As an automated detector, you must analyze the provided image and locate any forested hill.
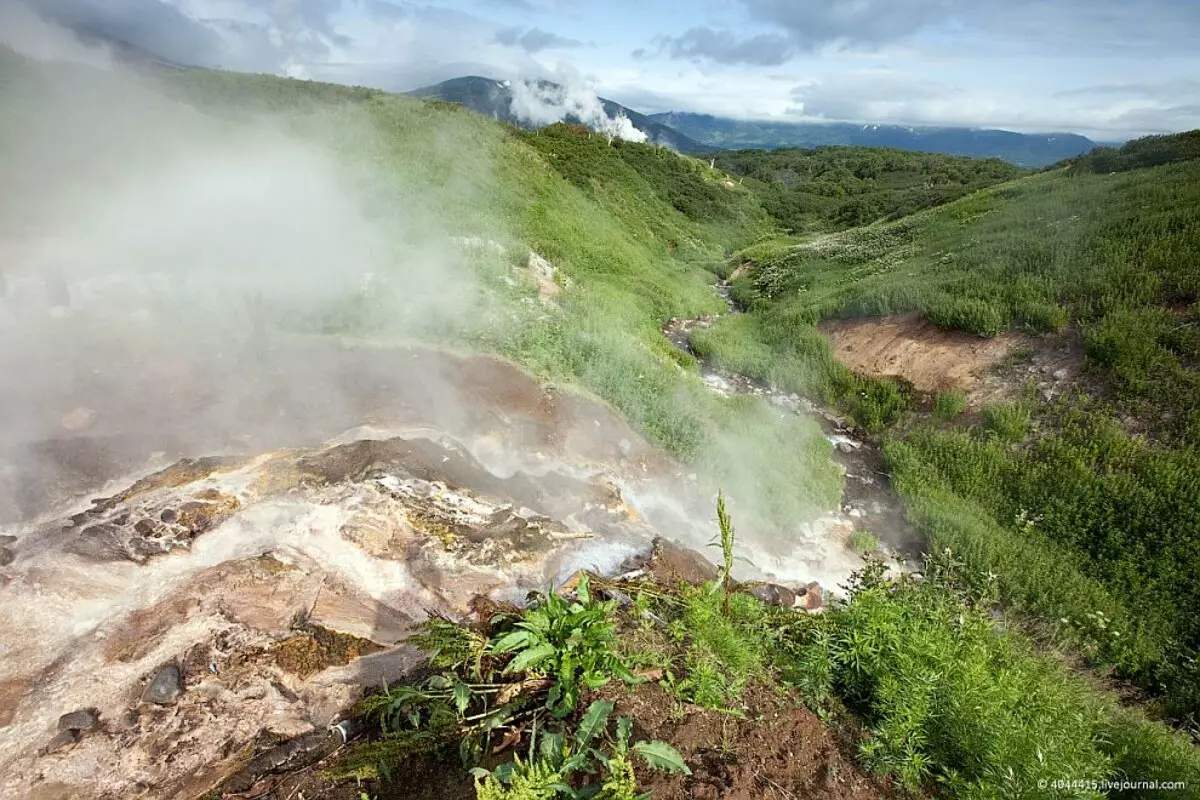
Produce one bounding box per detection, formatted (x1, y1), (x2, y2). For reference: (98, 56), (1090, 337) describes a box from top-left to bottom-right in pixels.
(714, 146), (1023, 232)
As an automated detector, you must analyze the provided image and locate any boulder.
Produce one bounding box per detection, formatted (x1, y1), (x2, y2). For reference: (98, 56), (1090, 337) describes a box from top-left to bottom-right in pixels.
(647, 537), (718, 586)
(42, 729), (80, 755)
(799, 582), (825, 612)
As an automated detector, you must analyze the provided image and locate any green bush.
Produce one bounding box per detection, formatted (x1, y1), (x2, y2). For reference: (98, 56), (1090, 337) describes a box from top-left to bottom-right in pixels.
(933, 389), (967, 420)
(982, 401), (1033, 441)
(926, 296), (1010, 337)
(849, 530), (881, 553)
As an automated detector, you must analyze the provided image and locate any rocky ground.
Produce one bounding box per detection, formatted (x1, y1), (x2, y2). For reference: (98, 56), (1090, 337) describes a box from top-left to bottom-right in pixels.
(0, 343), (870, 800)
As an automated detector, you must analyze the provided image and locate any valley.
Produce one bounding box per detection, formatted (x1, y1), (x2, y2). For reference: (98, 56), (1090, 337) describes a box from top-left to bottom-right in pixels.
(0, 45), (1199, 800)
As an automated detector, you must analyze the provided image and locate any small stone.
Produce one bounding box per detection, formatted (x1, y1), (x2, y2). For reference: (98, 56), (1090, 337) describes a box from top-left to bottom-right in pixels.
(742, 582), (798, 607)
(57, 708), (101, 732)
(42, 729), (80, 755)
(0, 547), (13, 567)
(617, 438), (632, 458)
(800, 582), (825, 612)
(116, 709), (140, 730)
(1052, 368), (1069, 380)
(142, 664), (182, 705)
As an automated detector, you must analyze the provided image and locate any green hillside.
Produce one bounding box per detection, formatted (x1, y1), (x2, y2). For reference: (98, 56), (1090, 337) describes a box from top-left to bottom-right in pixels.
(699, 136), (1200, 721)
(5, 51), (1200, 799)
(714, 146), (1022, 232)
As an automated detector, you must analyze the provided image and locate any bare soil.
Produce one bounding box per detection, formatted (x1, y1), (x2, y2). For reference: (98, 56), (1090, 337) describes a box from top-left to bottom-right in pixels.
(820, 313), (1027, 399)
(609, 682), (891, 800)
(819, 314), (1087, 408)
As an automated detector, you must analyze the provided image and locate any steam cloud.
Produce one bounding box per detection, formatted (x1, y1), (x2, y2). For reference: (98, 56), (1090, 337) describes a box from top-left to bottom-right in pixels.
(0, 42), (490, 522)
(509, 66), (648, 143)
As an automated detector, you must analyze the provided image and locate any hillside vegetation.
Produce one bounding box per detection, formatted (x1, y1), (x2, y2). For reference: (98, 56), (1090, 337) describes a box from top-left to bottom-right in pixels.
(5, 50), (1200, 798)
(714, 146), (1021, 232)
(699, 131), (1200, 726)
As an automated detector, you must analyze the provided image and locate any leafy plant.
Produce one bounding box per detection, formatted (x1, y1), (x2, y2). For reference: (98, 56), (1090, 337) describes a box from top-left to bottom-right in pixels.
(471, 700), (688, 800)
(712, 491), (736, 615)
(491, 574), (639, 717)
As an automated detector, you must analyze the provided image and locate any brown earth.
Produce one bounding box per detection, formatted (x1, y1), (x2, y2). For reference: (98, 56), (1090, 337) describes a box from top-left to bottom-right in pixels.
(820, 313), (1025, 397)
(819, 313), (1085, 407)
(614, 682), (891, 800)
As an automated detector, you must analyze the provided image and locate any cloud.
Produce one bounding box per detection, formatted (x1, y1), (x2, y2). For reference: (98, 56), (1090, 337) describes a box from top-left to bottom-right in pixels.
(784, 68), (1200, 137)
(494, 26), (584, 53)
(29, 0), (231, 67)
(642, 0), (1200, 66)
(651, 26), (796, 66)
(742, 0), (953, 50)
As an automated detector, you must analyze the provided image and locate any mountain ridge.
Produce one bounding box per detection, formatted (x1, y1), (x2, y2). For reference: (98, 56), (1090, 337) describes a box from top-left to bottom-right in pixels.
(648, 110), (1101, 167)
(407, 75), (714, 154)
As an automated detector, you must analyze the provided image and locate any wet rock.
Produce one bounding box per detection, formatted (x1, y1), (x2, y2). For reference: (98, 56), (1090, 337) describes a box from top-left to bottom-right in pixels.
(142, 664), (182, 705)
(741, 582), (797, 607)
(799, 582), (825, 612)
(0, 547), (13, 566)
(41, 729), (80, 755)
(57, 708), (101, 732)
(0, 534), (16, 546)
(647, 537), (718, 586)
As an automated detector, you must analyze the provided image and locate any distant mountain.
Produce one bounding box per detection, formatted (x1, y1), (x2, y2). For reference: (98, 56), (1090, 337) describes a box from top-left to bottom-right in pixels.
(407, 76), (712, 155)
(648, 112), (1098, 167)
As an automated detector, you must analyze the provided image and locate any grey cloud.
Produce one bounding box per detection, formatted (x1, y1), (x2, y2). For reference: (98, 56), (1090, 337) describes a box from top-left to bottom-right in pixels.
(656, 26), (796, 66)
(495, 26), (584, 52)
(647, 0), (1200, 66)
(1056, 81), (1200, 101)
(743, 0), (952, 49)
(31, 0), (229, 66)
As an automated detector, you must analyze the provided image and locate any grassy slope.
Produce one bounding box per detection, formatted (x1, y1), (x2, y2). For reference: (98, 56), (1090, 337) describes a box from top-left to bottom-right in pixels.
(700, 145), (1200, 721)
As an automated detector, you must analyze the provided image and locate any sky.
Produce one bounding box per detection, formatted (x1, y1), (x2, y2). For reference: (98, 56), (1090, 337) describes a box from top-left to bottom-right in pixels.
(7, 0), (1200, 140)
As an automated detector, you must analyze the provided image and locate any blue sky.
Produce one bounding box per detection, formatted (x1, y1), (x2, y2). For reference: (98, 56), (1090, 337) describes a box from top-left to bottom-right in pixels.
(11, 0), (1200, 139)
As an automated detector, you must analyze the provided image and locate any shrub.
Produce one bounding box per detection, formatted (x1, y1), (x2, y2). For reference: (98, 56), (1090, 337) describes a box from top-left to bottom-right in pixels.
(926, 296), (1010, 337)
(933, 389), (967, 420)
(849, 530), (881, 553)
(982, 401), (1032, 441)
(796, 554), (1114, 796)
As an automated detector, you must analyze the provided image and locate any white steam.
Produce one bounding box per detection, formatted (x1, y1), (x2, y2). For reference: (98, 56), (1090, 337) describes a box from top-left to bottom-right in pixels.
(509, 66), (648, 144)
(0, 1), (115, 68)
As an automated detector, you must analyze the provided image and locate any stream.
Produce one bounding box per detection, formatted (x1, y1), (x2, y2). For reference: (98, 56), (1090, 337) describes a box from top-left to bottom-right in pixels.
(663, 279), (923, 561)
